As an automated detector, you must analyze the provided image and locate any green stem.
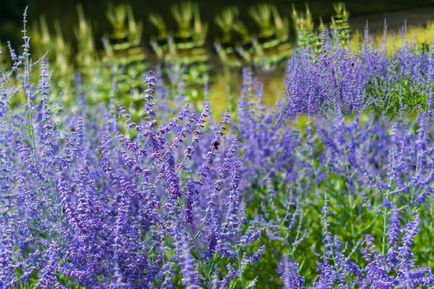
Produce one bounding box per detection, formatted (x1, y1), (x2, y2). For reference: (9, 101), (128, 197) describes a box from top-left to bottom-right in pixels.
(177, 197), (212, 289)
(237, 250), (246, 289)
(382, 194), (388, 255)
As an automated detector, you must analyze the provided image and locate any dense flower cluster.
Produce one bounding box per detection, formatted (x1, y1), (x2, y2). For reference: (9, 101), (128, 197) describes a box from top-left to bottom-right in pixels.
(0, 56), (266, 287)
(282, 31), (433, 117)
(234, 69), (433, 288)
(0, 22), (433, 289)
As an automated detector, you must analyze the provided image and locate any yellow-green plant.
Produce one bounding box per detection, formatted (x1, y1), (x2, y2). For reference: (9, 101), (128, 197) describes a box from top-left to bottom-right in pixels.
(271, 5), (289, 42)
(238, 3), (291, 70)
(350, 21), (434, 53)
(0, 43), (10, 68)
(52, 22), (72, 78)
(215, 7), (239, 43)
(170, 1), (207, 46)
(103, 3), (148, 119)
(106, 3), (143, 46)
(30, 16), (74, 100)
(191, 3), (207, 46)
(249, 3), (274, 38)
(51, 21), (73, 100)
(30, 15), (51, 57)
(106, 3), (128, 36)
(75, 4), (97, 71)
(248, 3), (289, 41)
(171, 1), (194, 39)
(330, 2), (351, 46)
(214, 7), (244, 68)
(233, 21), (251, 43)
(291, 4), (315, 48)
(75, 4), (111, 104)
(126, 5), (143, 46)
(149, 13), (168, 40)
(150, 1), (207, 55)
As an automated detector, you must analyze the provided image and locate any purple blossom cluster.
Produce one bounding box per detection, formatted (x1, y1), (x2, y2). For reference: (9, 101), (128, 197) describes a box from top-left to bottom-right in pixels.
(0, 26), (433, 289)
(235, 68), (433, 288)
(237, 69), (433, 206)
(278, 205), (434, 289)
(282, 34), (433, 117)
(0, 56), (262, 287)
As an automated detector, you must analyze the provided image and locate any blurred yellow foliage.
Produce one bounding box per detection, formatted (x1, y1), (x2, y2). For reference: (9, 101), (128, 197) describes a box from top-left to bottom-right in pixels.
(350, 21), (434, 52)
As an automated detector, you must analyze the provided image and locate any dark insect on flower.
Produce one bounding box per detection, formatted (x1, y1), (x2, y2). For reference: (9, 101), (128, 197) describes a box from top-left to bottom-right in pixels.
(213, 141), (220, 150)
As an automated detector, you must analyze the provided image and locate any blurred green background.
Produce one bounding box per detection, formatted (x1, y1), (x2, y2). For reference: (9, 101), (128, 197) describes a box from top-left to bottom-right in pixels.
(1, 0), (434, 45)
